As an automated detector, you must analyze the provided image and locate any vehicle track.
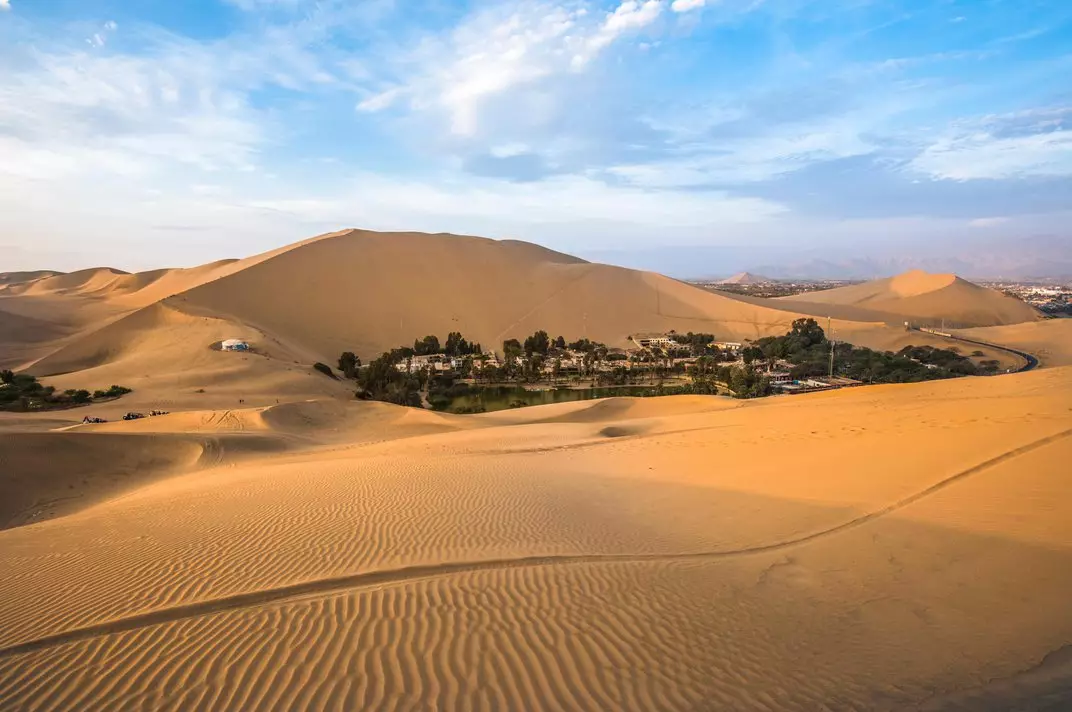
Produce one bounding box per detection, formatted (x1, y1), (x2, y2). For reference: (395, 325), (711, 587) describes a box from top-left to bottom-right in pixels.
(2, 426), (1067, 660)
(491, 267), (595, 347)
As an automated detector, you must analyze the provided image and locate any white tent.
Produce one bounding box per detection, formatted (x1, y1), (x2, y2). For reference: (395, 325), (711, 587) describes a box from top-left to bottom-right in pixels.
(221, 339), (249, 351)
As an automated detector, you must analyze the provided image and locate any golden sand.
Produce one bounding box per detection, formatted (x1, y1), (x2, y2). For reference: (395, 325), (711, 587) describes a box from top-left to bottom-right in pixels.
(0, 231), (1069, 710)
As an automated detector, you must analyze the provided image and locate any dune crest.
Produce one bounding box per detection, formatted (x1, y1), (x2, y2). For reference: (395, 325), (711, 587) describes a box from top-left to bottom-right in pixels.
(780, 269), (1039, 327)
(887, 269), (958, 297)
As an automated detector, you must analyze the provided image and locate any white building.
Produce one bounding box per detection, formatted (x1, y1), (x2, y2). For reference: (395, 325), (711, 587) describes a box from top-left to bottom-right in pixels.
(632, 334), (678, 349)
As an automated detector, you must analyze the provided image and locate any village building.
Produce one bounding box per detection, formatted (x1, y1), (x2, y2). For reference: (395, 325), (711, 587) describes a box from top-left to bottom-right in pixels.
(767, 371), (793, 386)
(631, 333), (678, 350)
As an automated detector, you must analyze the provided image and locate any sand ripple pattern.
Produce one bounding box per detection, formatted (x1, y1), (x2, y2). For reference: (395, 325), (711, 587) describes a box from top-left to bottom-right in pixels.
(0, 562), (925, 711)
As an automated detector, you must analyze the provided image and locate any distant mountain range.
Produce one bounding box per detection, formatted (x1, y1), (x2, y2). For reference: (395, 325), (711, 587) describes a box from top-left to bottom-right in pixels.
(581, 234), (1072, 282)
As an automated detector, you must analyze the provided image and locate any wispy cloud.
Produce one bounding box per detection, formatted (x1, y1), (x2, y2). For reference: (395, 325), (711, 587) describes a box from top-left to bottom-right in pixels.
(356, 1), (669, 136)
(671, 0), (706, 13)
(969, 217), (1008, 227)
(910, 108), (1072, 180)
(571, 0), (663, 67)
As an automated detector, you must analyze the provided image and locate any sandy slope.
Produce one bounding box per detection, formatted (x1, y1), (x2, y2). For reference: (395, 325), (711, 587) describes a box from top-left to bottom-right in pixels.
(956, 319), (1072, 368)
(0, 368), (1069, 710)
(26, 302), (355, 415)
(0, 231), (353, 371)
(167, 229), (822, 362)
(717, 271), (770, 285)
(0, 270), (63, 287)
(779, 270), (1040, 328)
(6, 229), (838, 403)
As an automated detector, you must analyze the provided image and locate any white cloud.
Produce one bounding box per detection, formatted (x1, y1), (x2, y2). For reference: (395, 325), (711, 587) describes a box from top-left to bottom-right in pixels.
(0, 0), (10, 11)
(0, 48), (264, 178)
(910, 128), (1072, 180)
(429, 5), (581, 135)
(356, 86), (403, 112)
(358, 2), (665, 136)
(86, 20), (118, 47)
(671, 0), (706, 13)
(572, 0), (663, 67)
(490, 142), (532, 157)
(969, 217), (1008, 228)
(611, 112), (880, 186)
(248, 171), (786, 232)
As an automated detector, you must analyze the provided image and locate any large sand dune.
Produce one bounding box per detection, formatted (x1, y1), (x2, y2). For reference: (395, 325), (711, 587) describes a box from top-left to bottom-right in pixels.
(779, 269), (1040, 328)
(6, 230), (1045, 400)
(0, 367), (1069, 709)
(0, 270), (63, 287)
(6, 229), (828, 398)
(167, 229), (815, 363)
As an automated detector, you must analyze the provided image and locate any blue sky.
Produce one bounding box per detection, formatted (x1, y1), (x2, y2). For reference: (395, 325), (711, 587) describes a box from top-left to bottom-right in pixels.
(1, 0), (1070, 274)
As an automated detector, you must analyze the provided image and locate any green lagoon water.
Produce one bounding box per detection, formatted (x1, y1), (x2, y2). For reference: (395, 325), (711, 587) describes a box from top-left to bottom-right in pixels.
(433, 385), (676, 413)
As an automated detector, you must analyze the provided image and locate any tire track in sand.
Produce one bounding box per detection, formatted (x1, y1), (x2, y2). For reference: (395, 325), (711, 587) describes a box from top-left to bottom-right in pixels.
(2, 427), (1067, 660)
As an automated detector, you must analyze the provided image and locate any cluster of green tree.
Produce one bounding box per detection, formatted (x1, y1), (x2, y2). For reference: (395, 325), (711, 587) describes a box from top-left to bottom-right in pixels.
(685, 357), (771, 399)
(666, 331), (733, 359)
(337, 352), (363, 379)
(747, 318), (985, 384)
(895, 345), (993, 374)
(565, 338), (601, 352)
(353, 352), (422, 407)
(413, 332), (484, 357)
(497, 332), (623, 383)
(0, 370), (132, 412)
(93, 385), (132, 399)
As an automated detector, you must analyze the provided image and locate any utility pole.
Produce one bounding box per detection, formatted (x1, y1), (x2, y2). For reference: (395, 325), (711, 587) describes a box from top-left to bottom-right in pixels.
(828, 316), (835, 379)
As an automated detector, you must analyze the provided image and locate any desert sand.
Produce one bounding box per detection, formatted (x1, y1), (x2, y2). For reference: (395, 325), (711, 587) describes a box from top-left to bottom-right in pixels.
(956, 319), (1072, 368)
(777, 270), (1041, 328)
(1, 230), (1069, 711)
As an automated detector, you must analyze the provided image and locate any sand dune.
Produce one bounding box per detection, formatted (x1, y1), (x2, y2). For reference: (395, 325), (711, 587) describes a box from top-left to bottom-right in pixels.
(1, 229), (1070, 710)
(2, 267), (131, 297)
(779, 269), (1040, 328)
(164, 229), (824, 363)
(3, 261), (242, 308)
(717, 271), (771, 285)
(0, 367), (1069, 709)
(0, 307), (69, 370)
(24, 302), (354, 417)
(0, 432), (203, 529)
(7, 231), (1044, 406)
(0, 270), (64, 287)
(956, 319), (1072, 368)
